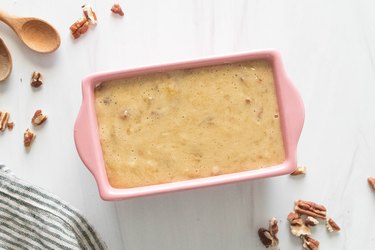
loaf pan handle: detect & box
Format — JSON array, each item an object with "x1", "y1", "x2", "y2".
[
  {"x1": 74, "y1": 80, "x2": 104, "y2": 181},
  {"x1": 284, "y1": 78, "x2": 304, "y2": 151},
  {"x1": 278, "y1": 76, "x2": 304, "y2": 169}
]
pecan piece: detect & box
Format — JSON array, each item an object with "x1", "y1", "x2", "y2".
[
  {"x1": 82, "y1": 4, "x2": 97, "y2": 24},
  {"x1": 24, "y1": 129, "x2": 35, "y2": 147},
  {"x1": 0, "y1": 111, "x2": 10, "y2": 131},
  {"x1": 31, "y1": 71, "x2": 43, "y2": 88},
  {"x1": 289, "y1": 218, "x2": 311, "y2": 237},
  {"x1": 258, "y1": 218, "x2": 279, "y2": 248},
  {"x1": 294, "y1": 200, "x2": 327, "y2": 219},
  {"x1": 269, "y1": 217, "x2": 278, "y2": 237},
  {"x1": 31, "y1": 110, "x2": 47, "y2": 126},
  {"x1": 111, "y1": 3, "x2": 124, "y2": 16},
  {"x1": 258, "y1": 228, "x2": 273, "y2": 248},
  {"x1": 368, "y1": 177, "x2": 375, "y2": 191},
  {"x1": 7, "y1": 122, "x2": 14, "y2": 130},
  {"x1": 305, "y1": 216, "x2": 319, "y2": 227},
  {"x1": 290, "y1": 166, "x2": 307, "y2": 176},
  {"x1": 70, "y1": 17, "x2": 90, "y2": 39},
  {"x1": 326, "y1": 217, "x2": 340, "y2": 232},
  {"x1": 287, "y1": 211, "x2": 300, "y2": 223},
  {"x1": 302, "y1": 235, "x2": 320, "y2": 250}
]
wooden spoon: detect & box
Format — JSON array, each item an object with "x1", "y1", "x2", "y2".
[
  {"x1": 0, "y1": 10, "x2": 60, "y2": 53},
  {"x1": 0, "y1": 38, "x2": 12, "y2": 82}
]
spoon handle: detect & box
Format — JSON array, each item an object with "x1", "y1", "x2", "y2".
[{"x1": 0, "y1": 10, "x2": 21, "y2": 32}]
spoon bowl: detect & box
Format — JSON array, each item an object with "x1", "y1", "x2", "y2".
[
  {"x1": 20, "y1": 19, "x2": 61, "y2": 53},
  {"x1": 0, "y1": 38, "x2": 12, "y2": 82},
  {"x1": 0, "y1": 10, "x2": 60, "y2": 53}
]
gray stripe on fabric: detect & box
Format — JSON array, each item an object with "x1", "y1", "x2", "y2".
[
  {"x1": 0, "y1": 175, "x2": 99, "y2": 248},
  {"x1": 0, "y1": 176, "x2": 97, "y2": 249},
  {"x1": 0, "y1": 175, "x2": 103, "y2": 250},
  {"x1": 0, "y1": 200, "x2": 79, "y2": 245},
  {"x1": 0, "y1": 221, "x2": 44, "y2": 249},
  {"x1": 0, "y1": 189, "x2": 81, "y2": 241},
  {"x1": 0, "y1": 232, "x2": 29, "y2": 250},
  {"x1": 23, "y1": 184, "x2": 104, "y2": 250},
  {"x1": 0, "y1": 212, "x2": 79, "y2": 250},
  {"x1": 0, "y1": 243, "x2": 17, "y2": 250},
  {"x1": 0, "y1": 191, "x2": 85, "y2": 249}
]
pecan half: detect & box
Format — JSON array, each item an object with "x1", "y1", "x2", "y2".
[
  {"x1": 70, "y1": 17, "x2": 90, "y2": 39},
  {"x1": 31, "y1": 71, "x2": 43, "y2": 88},
  {"x1": 0, "y1": 111, "x2": 10, "y2": 131},
  {"x1": 326, "y1": 217, "x2": 340, "y2": 232},
  {"x1": 290, "y1": 166, "x2": 307, "y2": 176},
  {"x1": 295, "y1": 200, "x2": 327, "y2": 219},
  {"x1": 24, "y1": 129, "x2": 35, "y2": 147},
  {"x1": 111, "y1": 3, "x2": 124, "y2": 16},
  {"x1": 302, "y1": 235, "x2": 320, "y2": 250},
  {"x1": 31, "y1": 110, "x2": 47, "y2": 126},
  {"x1": 368, "y1": 177, "x2": 375, "y2": 191},
  {"x1": 82, "y1": 4, "x2": 97, "y2": 24}
]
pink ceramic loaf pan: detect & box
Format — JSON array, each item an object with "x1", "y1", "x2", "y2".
[{"x1": 74, "y1": 49, "x2": 304, "y2": 201}]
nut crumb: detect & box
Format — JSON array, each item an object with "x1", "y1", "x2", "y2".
[
  {"x1": 111, "y1": 3, "x2": 124, "y2": 16},
  {"x1": 31, "y1": 71, "x2": 43, "y2": 88},
  {"x1": 31, "y1": 110, "x2": 47, "y2": 126},
  {"x1": 290, "y1": 166, "x2": 307, "y2": 176},
  {"x1": 211, "y1": 166, "x2": 222, "y2": 176},
  {"x1": 0, "y1": 111, "x2": 10, "y2": 132},
  {"x1": 257, "y1": 106, "x2": 264, "y2": 120},
  {"x1": 120, "y1": 109, "x2": 130, "y2": 119},
  {"x1": 70, "y1": 17, "x2": 89, "y2": 39},
  {"x1": 82, "y1": 4, "x2": 97, "y2": 24},
  {"x1": 103, "y1": 96, "x2": 112, "y2": 105},
  {"x1": 24, "y1": 129, "x2": 35, "y2": 147},
  {"x1": 326, "y1": 217, "x2": 340, "y2": 232},
  {"x1": 368, "y1": 177, "x2": 375, "y2": 191},
  {"x1": 302, "y1": 235, "x2": 320, "y2": 250}
]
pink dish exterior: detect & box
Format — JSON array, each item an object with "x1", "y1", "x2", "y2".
[{"x1": 74, "y1": 49, "x2": 304, "y2": 201}]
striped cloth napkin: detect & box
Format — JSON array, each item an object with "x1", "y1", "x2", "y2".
[{"x1": 0, "y1": 165, "x2": 106, "y2": 250}]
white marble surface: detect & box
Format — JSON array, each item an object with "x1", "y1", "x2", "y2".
[{"x1": 1, "y1": 0, "x2": 375, "y2": 249}]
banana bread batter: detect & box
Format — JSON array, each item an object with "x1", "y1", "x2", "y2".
[{"x1": 95, "y1": 60, "x2": 285, "y2": 188}]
